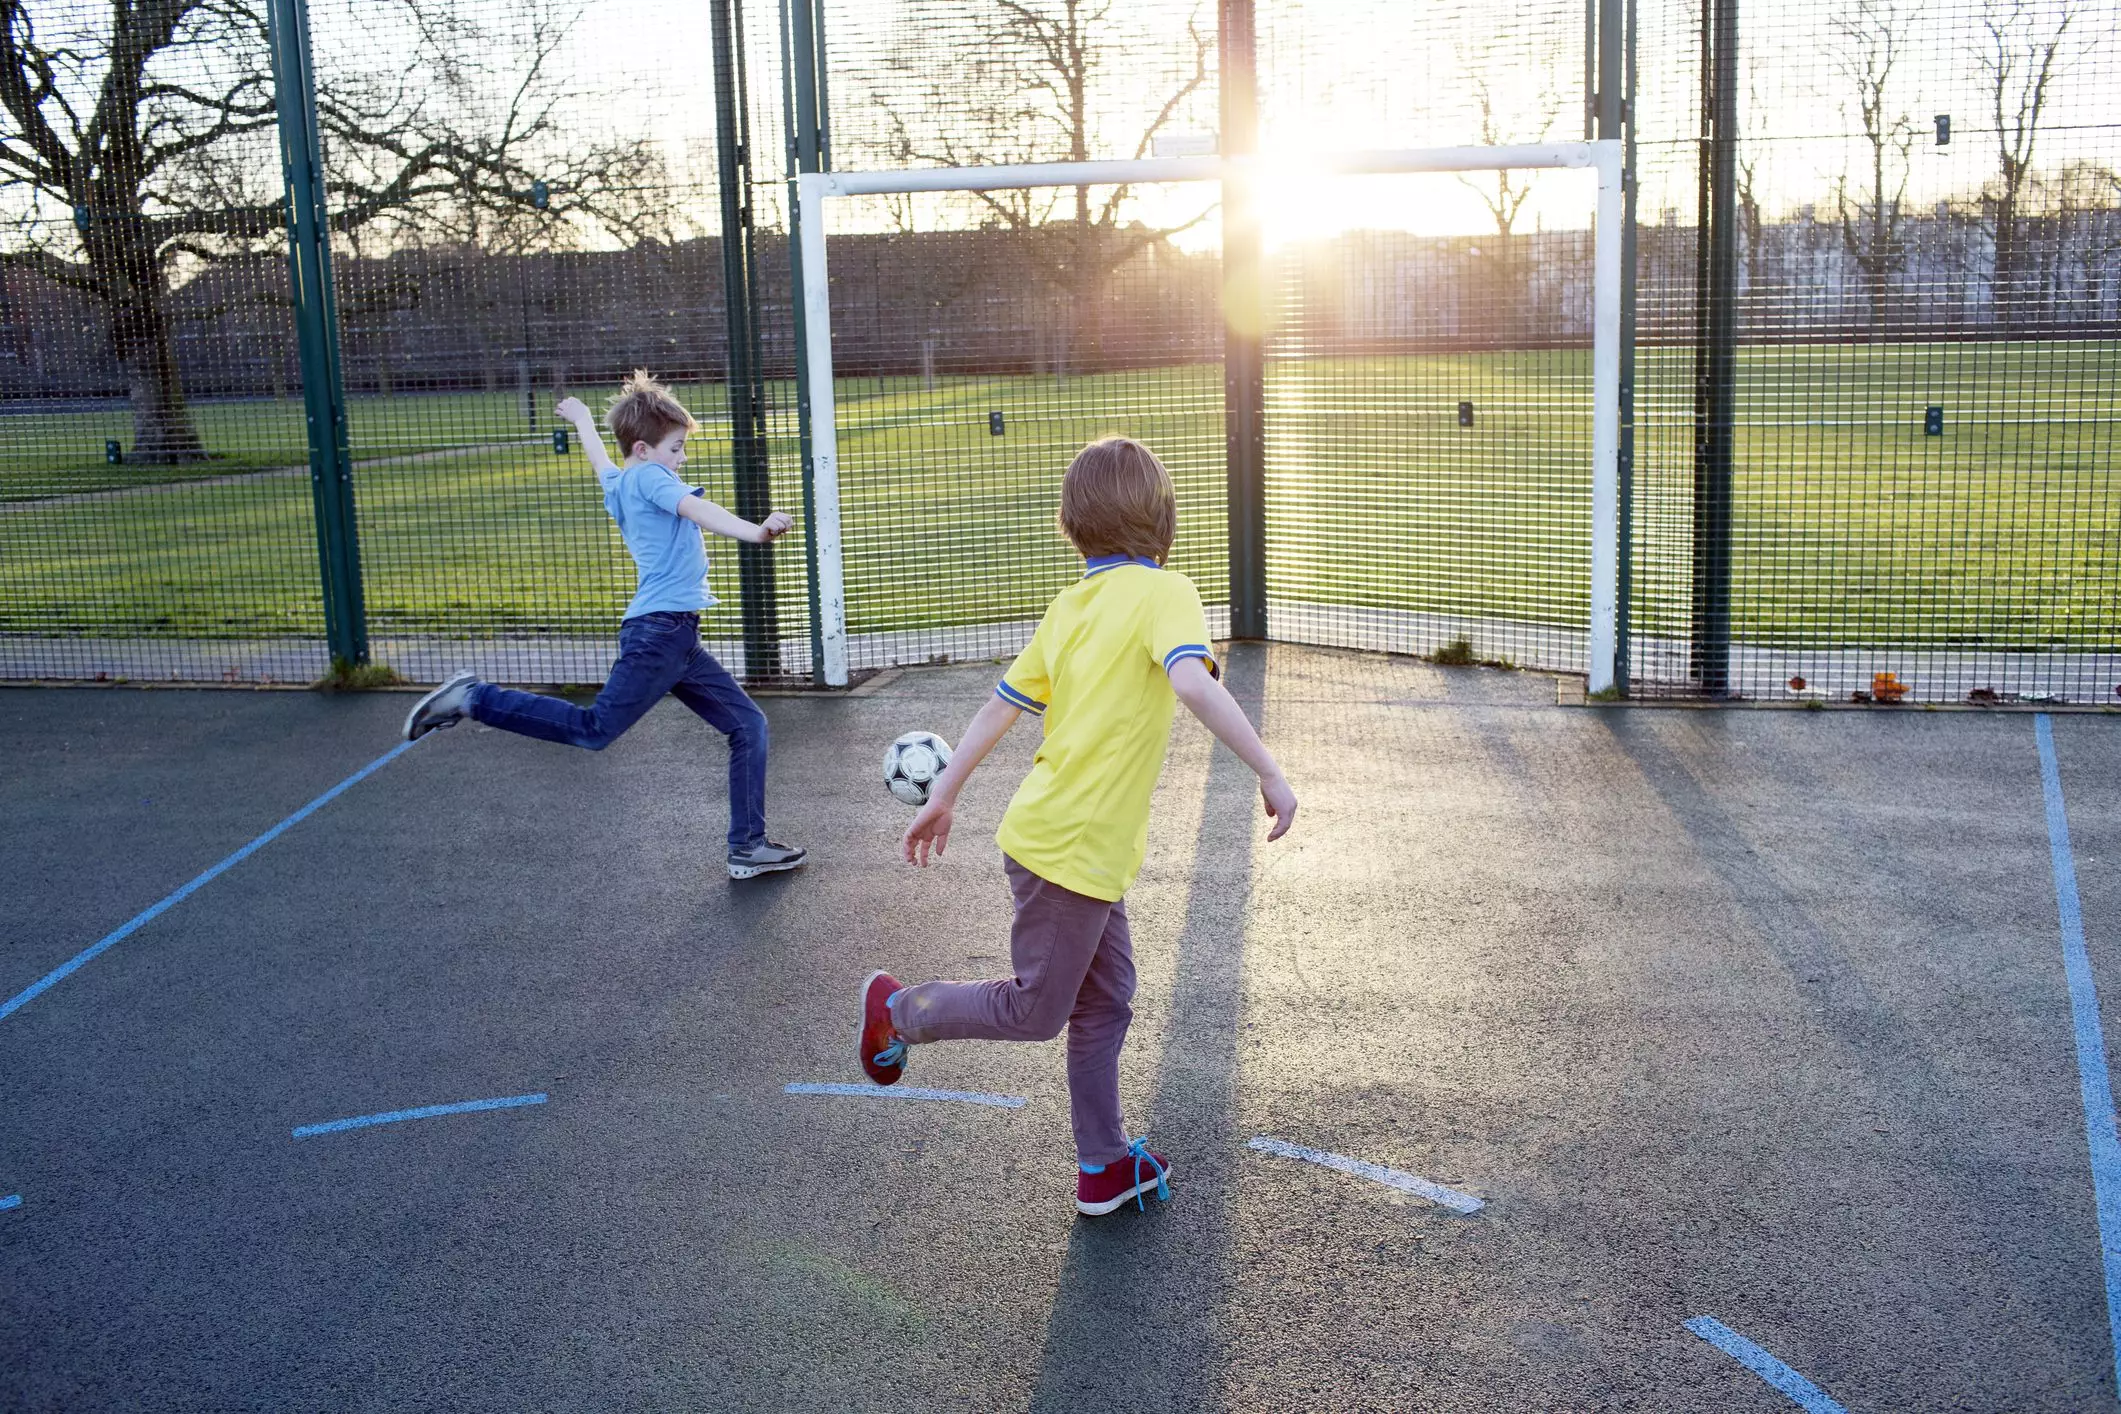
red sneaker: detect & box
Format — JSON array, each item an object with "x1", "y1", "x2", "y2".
[
  {"x1": 859, "y1": 970, "x2": 906, "y2": 1086},
  {"x1": 1075, "y1": 1139, "x2": 1172, "y2": 1216}
]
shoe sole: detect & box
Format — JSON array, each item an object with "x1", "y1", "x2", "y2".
[
  {"x1": 858, "y1": 969, "x2": 902, "y2": 1087},
  {"x1": 726, "y1": 856, "x2": 807, "y2": 880},
  {"x1": 1075, "y1": 1162, "x2": 1176, "y2": 1216}
]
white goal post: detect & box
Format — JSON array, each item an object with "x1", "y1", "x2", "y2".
[{"x1": 796, "y1": 141, "x2": 1625, "y2": 693}]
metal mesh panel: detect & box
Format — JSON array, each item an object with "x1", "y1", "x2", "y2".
[
  {"x1": 1258, "y1": 0, "x2": 1589, "y2": 154},
  {"x1": 1627, "y1": 0, "x2": 2120, "y2": 704},
  {"x1": 1625, "y1": 0, "x2": 1712, "y2": 697},
  {"x1": 304, "y1": 0, "x2": 809, "y2": 686},
  {"x1": 824, "y1": 0, "x2": 1218, "y2": 173},
  {"x1": 1261, "y1": 170, "x2": 1602, "y2": 672},
  {"x1": 6, "y1": 0, "x2": 2116, "y2": 703},
  {"x1": 1, "y1": 0, "x2": 325, "y2": 684},
  {"x1": 818, "y1": 184, "x2": 1228, "y2": 670}
]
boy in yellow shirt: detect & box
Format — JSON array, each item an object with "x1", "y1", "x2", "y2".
[{"x1": 856, "y1": 437, "x2": 1297, "y2": 1216}]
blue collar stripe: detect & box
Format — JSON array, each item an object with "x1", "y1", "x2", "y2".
[
  {"x1": 995, "y1": 680, "x2": 1047, "y2": 715},
  {"x1": 1084, "y1": 555, "x2": 1161, "y2": 577}
]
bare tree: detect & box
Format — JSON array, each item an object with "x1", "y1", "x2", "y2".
[
  {"x1": 1734, "y1": 154, "x2": 1766, "y2": 292},
  {"x1": 1973, "y1": 0, "x2": 2083, "y2": 329},
  {"x1": 1458, "y1": 74, "x2": 1560, "y2": 239},
  {"x1": 862, "y1": 0, "x2": 1214, "y2": 374},
  {"x1": 1733, "y1": 63, "x2": 1771, "y2": 296},
  {"x1": 2047, "y1": 158, "x2": 2120, "y2": 325},
  {"x1": 0, "y1": 0, "x2": 656, "y2": 463},
  {"x1": 1831, "y1": 0, "x2": 1918, "y2": 338},
  {"x1": 1455, "y1": 66, "x2": 1559, "y2": 346}
]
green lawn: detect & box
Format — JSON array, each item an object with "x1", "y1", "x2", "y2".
[{"x1": 1, "y1": 343, "x2": 2113, "y2": 653}]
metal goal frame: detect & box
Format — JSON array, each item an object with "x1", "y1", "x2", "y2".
[{"x1": 795, "y1": 141, "x2": 1625, "y2": 691}]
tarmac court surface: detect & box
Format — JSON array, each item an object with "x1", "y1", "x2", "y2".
[{"x1": 2, "y1": 645, "x2": 2117, "y2": 1412}]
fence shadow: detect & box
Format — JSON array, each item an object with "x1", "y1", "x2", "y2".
[{"x1": 1024, "y1": 643, "x2": 1267, "y2": 1414}]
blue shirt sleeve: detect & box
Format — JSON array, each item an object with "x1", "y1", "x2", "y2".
[
  {"x1": 635, "y1": 465, "x2": 698, "y2": 516},
  {"x1": 1148, "y1": 573, "x2": 1219, "y2": 680},
  {"x1": 997, "y1": 611, "x2": 1052, "y2": 716}
]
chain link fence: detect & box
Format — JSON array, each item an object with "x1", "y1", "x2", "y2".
[{"x1": 3, "y1": 0, "x2": 2114, "y2": 703}]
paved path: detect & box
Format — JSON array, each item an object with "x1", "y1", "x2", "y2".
[{"x1": 1, "y1": 648, "x2": 2116, "y2": 1410}]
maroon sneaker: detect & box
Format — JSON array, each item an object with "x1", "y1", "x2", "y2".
[
  {"x1": 859, "y1": 970, "x2": 906, "y2": 1086},
  {"x1": 1075, "y1": 1139, "x2": 1172, "y2": 1216}
]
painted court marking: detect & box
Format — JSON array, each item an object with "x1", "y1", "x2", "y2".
[
  {"x1": 1685, "y1": 1316, "x2": 1849, "y2": 1413},
  {"x1": 785, "y1": 1082, "x2": 1027, "y2": 1109},
  {"x1": 2036, "y1": 714, "x2": 2121, "y2": 1397},
  {"x1": 1246, "y1": 1136, "x2": 1484, "y2": 1213},
  {"x1": 293, "y1": 1092, "x2": 548, "y2": 1139},
  {"x1": 0, "y1": 737, "x2": 424, "y2": 1026}
]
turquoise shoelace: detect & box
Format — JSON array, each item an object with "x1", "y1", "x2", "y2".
[
  {"x1": 1128, "y1": 1138, "x2": 1169, "y2": 1210},
  {"x1": 872, "y1": 1039, "x2": 906, "y2": 1068}
]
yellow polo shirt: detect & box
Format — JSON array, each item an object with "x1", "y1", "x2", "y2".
[{"x1": 993, "y1": 555, "x2": 1219, "y2": 902}]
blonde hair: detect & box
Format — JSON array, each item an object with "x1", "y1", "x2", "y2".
[
  {"x1": 1057, "y1": 437, "x2": 1177, "y2": 564},
  {"x1": 605, "y1": 370, "x2": 697, "y2": 456}
]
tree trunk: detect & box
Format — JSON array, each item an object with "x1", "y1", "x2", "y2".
[
  {"x1": 1994, "y1": 188, "x2": 2020, "y2": 331},
  {"x1": 112, "y1": 276, "x2": 208, "y2": 463}
]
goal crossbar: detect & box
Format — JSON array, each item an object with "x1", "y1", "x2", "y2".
[{"x1": 797, "y1": 141, "x2": 1625, "y2": 691}]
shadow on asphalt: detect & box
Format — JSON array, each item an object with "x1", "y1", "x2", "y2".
[
  {"x1": 1026, "y1": 643, "x2": 1266, "y2": 1413},
  {"x1": 1593, "y1": 709, "x2": 2063, "y2": 1221}
]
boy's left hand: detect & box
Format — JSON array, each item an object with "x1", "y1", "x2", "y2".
[
  {"x1": 902, "y1": 796, "x2": 953, "y2": 866},
  {"x1": 757, "y1": 511, "x2": 794, "y2": 542}
]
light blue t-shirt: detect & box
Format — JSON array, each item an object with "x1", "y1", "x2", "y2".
[{"x1": 599, "y1": 461, "x2": 720, "y2": 619}]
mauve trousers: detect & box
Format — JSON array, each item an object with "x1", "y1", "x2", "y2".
[{"x1": 891, "y1": 855, "x2": 1136, "y2": 1167}]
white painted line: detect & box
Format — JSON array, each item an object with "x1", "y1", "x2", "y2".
[
  {"x1": 785, "y1": 1082, "x2": 1027, "y2": 1109},
  {"x1": 1685, "y1": 1317, "x2": 1849, "y2": 1413},
  {"x1": 1246, "y1": 1136, "x2": 1484, "y2": 1213}
]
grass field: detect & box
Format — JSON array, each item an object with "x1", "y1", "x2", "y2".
[{"x1": 1, "y1": 342, "x2": 2114, "y2": 655}]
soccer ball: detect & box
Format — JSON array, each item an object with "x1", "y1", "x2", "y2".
[{"x1": 883, "y1": 730, "x2": 952, "y2": 807}]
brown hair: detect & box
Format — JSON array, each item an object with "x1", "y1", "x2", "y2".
[
  {"x1": 605, "y1": 369, "x2": 697, "y2": 456},
  {"x1": 1057, "y1": 437, "x2": 1176, "y2": 564}
]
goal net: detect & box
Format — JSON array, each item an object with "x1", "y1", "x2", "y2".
[{"x1": 794, "y1": 143, "x2": 1623, "y2": 691}]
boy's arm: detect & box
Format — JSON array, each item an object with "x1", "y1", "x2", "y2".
[
  {"x1": 676, "y1": 495, "x2": 794, "y2": 545},
  {"x1": 901, "y1": 693, "x2": 1022, "y2": 866},
  {"x1": 1168, "y1": 657, "x2": 1297, "y2": 841},
  {"x1": 554, "y1": 397, "x2": 618, "y2": 477}
]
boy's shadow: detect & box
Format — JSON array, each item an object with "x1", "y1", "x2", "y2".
[{"x1": 1026, "y1": 643, "x2": 1267, "y2": 1414}]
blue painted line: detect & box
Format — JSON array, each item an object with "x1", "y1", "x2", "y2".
[
  {"x1": 0, "y1": 1194, "x2": 19, "y2": 1212},
  {"x1": 784, "y1": 1082, "x2": 1027, "y2": 1109},
  {"x1": 292, "y1": 1091, "x2": 547, "y2": 1139},
  {"x1": 1246, "y1": 1136, "x2": 1484, "y2": 1213},
  {"x1": 0, "y1": 737, "x2": 424, "y2": 1026},
  {"x1": 2037, "y1": 713, "x2": 2121, "y2": 1397},
  {"x1": 1685, "y1": 1316, "x2": 1848, "y2": 1413}
]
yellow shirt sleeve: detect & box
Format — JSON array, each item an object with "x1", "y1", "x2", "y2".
[
  {"x1": 1146, "y1": 572, "x2": 1218, "y2": 679},
  {"x1": 996, "y1": 611, "x2": 1053, "y2": 715}
]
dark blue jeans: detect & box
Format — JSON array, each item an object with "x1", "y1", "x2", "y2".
[{"x1": 467, "y1": 611, "x2": 770, "y2": 852}]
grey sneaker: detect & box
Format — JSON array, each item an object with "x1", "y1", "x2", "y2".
[
  {"x1": 727, "y1": 841, "x2": 807, "y2": 880},
  {"x1": 404, "y1": 671, "x2": 480, "y2": 741}
]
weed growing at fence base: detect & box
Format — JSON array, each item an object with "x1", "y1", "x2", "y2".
[{"x1": 0, "y1": 342, "x2": 2112, "y2": 651}]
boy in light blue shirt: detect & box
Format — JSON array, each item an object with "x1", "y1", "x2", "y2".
[{"x1": 403, "y1": 371, "x2": 806, "y2": 880}]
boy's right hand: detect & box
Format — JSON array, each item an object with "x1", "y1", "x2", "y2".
[
  {"x1": 902, "y1": 795, "x2": 954, "y2": 866},
  {"x1": 1260, "y1": 772, "x2": 1297, "y2": 842},
  {"x1": 555, "y1": 395, "x2": 591, "y2": 424}
]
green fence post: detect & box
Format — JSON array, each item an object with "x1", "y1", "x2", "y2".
[
  {"x1": 713, "y1": 0, "x2": 781, "y2": 682},
  {"x1": 782, "y1": 0, "x2": 829, "y2": 685},
  {"x1": 1690, "y1": 0, "x2": 1736, "y2": 694},
  {"x1": 1220, "y1": 0, "x2": 1267, "y2": 640},
  {"x1": 266, "y1": 0, "x2": 367, "y2": 671}
]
